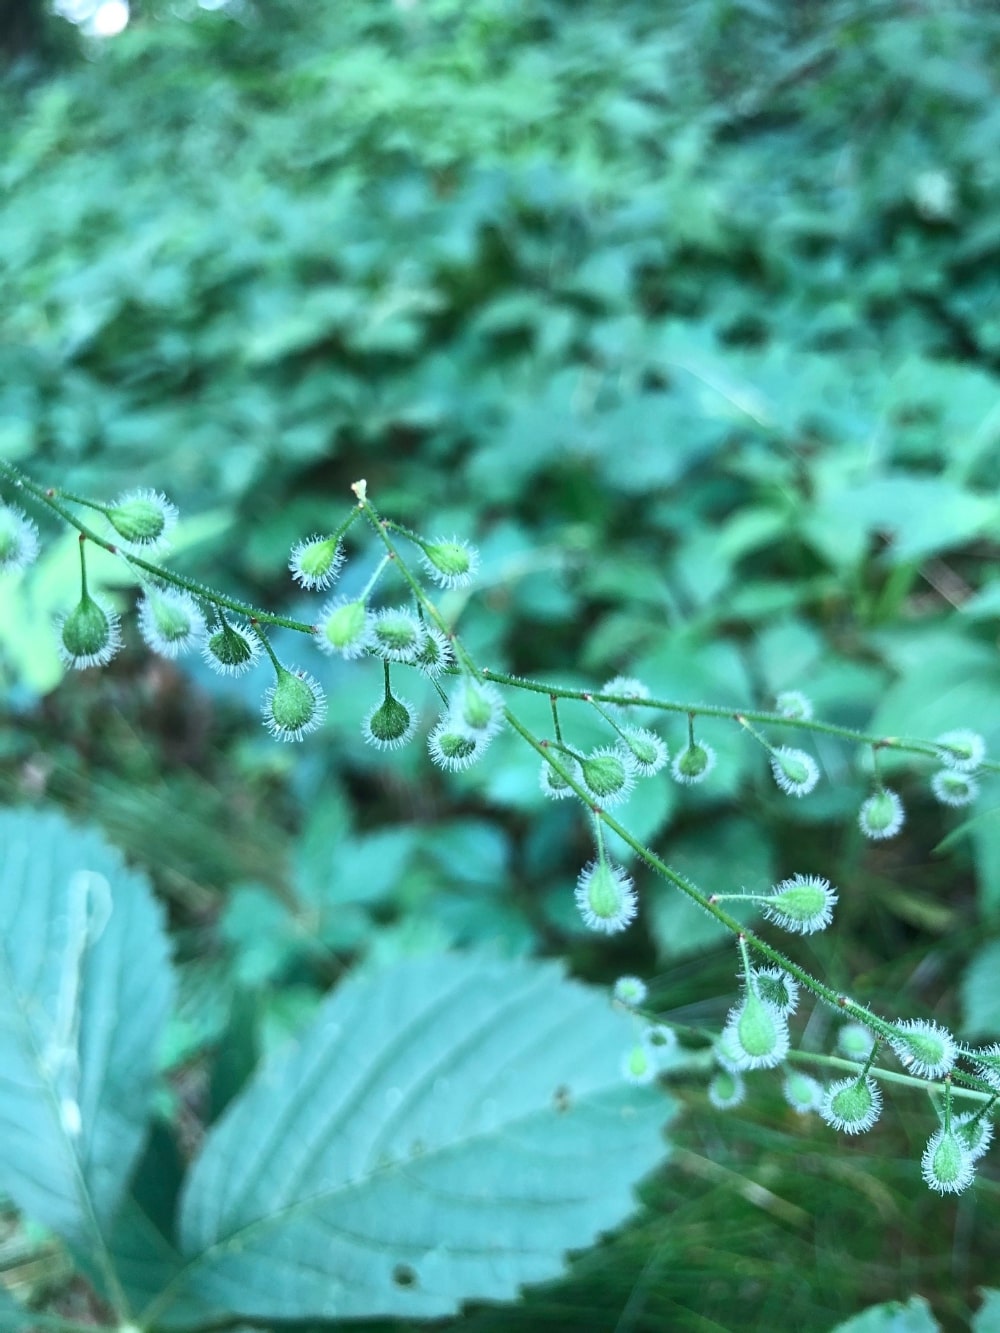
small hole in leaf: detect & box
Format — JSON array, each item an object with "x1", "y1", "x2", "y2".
[
  {"x1": 552, "y1": 1084, "x2": 572, "y2": 1113},
  {"x1": 393, "y1": 1263, "x2": 418, "y2": 1288}
]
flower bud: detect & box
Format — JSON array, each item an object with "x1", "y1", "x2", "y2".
[
  {"x1": 0, "y1": 504, "x2": 40, "y2": 574},
  {"x1": 289, "y1": 534, "x2": 344, "y2": 591},
  {"x1": 820, "y1": 1075, "x2": 882, "y2": 1134},
  {"x1": 921, "y1": 1126, "x2": 975, "y2": 1195},
  {"x1": 138, "y1": 589, "x2": 206, "y2": 658},
  {"x1": 671, "y1": 741, "x2": 716, "y2": 786},
  {"x1": 775, "y1": 690, "x2": 813, "y2": 721},
  {"x1": 887, "y1": 1019, "x2": 957, "y2": 1079},
  {"x1": 261, "y1": 667, "x2": 326, "y2": 742},
  {"x1": 858, "y1": 787, "x2": 905, "y2": 840},
  {"x1": 580, "y1": 747, "x2": 636, "y2": 806},
  {"x1": 574, "y1": 857, "x2": 638, "y2": 934},
  {"x1": 935, "y1": 728, "x2": 985, "y2": 773},
  {"x1": 57, "y1": 595, "x2": 122, "y2": 669},
  {"x1": 931, "y1": 768, "x2": 978, "y2": 808},
  {"x1": 769, "y1": 746, "x2": 820, "y2": 797},
  {"x1": 202, "y1": 619, "x2": 261, "y2": 676},
  {"x1": 762, "y1": 873, "x2": 837, "y2": 935},
  {"x1": 315, "y1": 597, "x2": 373, "y2": 660},
  {"x1": 107, "y1": 489, "x2": 177, "y2": 552},
  {"x1": 420, "y1": 537, "x2": 479, "y2": 590},
  {"x1": 363, "y1": 691, "x2": 417, "y2": 750}
]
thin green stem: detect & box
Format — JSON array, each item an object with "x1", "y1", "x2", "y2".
[
  {"x1": 359, "y1": 497, "x2": 480, "y2": 678},
  {"x1": 471, "y1": 663, "x2": 999, "y2": 771},
  {"x1": 254, "y1": 626, "x2": 282, "y2": 674},
  {"x1": 737, "y1": 935, "x2": 755, "y2": 990},
  {"x1": 360, "y1": 554, "x2": 392, "y2": 603},
  {"x1": 502, "y1": 704, "x2": 909, "y2": 1046},
  {"x1": 8, "y1": 462, "x2": 1000, "y2": 1102},
  {"x1": 550, "y1": 695, "x2": 564, "y2": 745},
  {"x1": 77, "y1": 534, "x2": 88, "y2": 599},
  {"x1": 736, "y1": 714, "x2": 776, "y2": 757},
  {"x1": 0, "y1": 459, "x2": 314, "y2": 634},
  {"x1": 785, "y1": 1049, "x2": 995, "y2": 1103}
]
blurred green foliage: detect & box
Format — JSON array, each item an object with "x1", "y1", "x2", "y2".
[{"x1": 2, "y1": 0, "x2": 1000, "y2": 1329}]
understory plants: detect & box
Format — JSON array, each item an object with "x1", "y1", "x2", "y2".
[{"x1": 1, "y1": 456, "x2": 998, "y2": 1331}]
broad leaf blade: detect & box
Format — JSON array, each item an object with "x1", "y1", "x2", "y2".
[
  {"x1": 173, "y1": 954, "x2": 671, "y2": 1322},
  {"x1": 0, "y1": 808, "x2": 173, "y2": 1257}
]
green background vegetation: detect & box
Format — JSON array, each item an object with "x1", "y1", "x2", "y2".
[{"x1": 2, "y1": 0, "x2": 1000, "y2": 1328}]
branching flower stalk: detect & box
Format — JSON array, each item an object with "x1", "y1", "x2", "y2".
[{"x1": 3, "y1": 461, "x2": 997, "y2": 1189}]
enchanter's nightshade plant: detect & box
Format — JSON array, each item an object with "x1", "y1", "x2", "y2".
[{"x1": 1, "y1": 456, "x2": 998, "y2": 1216}]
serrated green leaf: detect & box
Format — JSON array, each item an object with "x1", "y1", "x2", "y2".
[
  {"x1": 829, "y1": 1295, "x2": 941, "y2": 1332},
  {"x1": 0, "y1": 808, "x2": 173, "y2": 1287},
  {"x1": 161, "y1": 954, "x2": 671, "y2": 1324},
  {"x1": 973, "y1": 1289, "x2": 1000, "y2": 1332}
]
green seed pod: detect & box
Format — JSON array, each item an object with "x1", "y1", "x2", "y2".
[
  {"x1": 762, "y1": 874, "x2": 837, "y2": 935},
  {"x1": 315, "y1": 597, "x2": 373, "y2": 660},
  {"x1": 708, "y1": 1069, "x2": 746, "y2": 1110},
  {"x1": 783, "y1": 1070, "x2": 824, "y2": 1114},
  {"x1": 725, "y1": 991, "x2": 790, "y2": 1070},
  {"x1": 775, "y1": 690, "x2": 813, "y2": 721},
  {"x1": 769, "y1": 746, "x2": 820, "y2": 797},
  {"x1": 620, "y1": 727, "x2": 669, "y2": 777},
  {"x1": 138, "y1": 589, "x2": 206, "y2": 658},
  {"x1": 371, "y1": 608, "x2": 426, "y2": 664},
  {"x1": 621, "y1": 1043, "x2": 656, "y2": 1086},
  {"x1": 427, "y1": 722, "x2": 484, "y2": 771},
  {"x1": 289, "y1": 534, "x2": 344, "y2": 591},
  {"x1": 107, "y1": 489, "x2": 177, "y2": 551},
  {"x1": 574, "y1": 857, "x2": 637, "y2": 934},
  {"x1": 363, "y1": 692, "x2": 417, "y2": 750},
  {"x1": 262, "y1": 667, "x2": 326, "y2": 742},
  {"x1": 580, "y1": 748, "x2": 635, "y2": 806},
  {"x1": 450, "y1": 678, "x2": 504, "y2": 736},
  {"x1": 0, "y1": 504, "x2": 40, "y2": 574},
  {"x1": 203, "y1": 619, "x2": 260, "y2": 676},
  {"x1": 420, "y1": 537, "x2": 479, "y2": 589},
  {"x1": 858, "y1": 787, "x2": 904, "y2": 840},
  {"x1": 921, "y1": 1126, "x2": 975, "y2": 1195},
  {"x1": 821, "y1": 1075, "x2": 882, "y2": 1134},
  {"x1": 58, "y1": 595, "x2": 122, "y2": 669},
  {"x1": 671, "y1": 741, "x2": 716, "y2": 786},
  {"x1": 887, "y1": 1020, "x2": 957, "y2": 1079}
]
